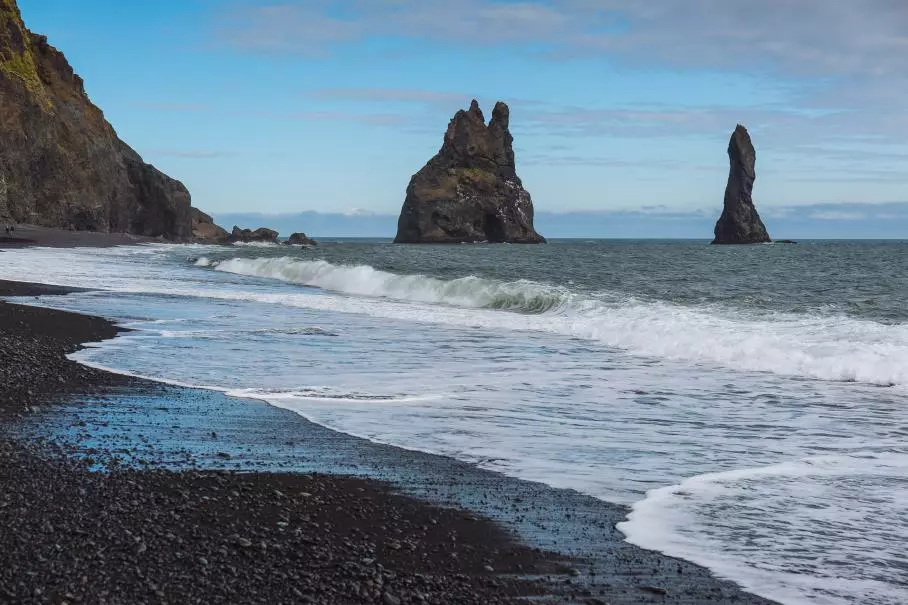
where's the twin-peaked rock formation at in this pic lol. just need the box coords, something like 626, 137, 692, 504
712, 124, 771, 245
0, 0, 219, 240
394, 100, 545, 244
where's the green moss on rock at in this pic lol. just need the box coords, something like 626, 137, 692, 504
0, 0, 51, 108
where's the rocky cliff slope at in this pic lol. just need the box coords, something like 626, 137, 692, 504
394, 100, 545, 244
0, 0, 216, 240
190, 208, 228, 243
712, 125, 771, 245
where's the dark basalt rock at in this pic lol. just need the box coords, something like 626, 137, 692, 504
394, 100, 545, 244
284, 232, 316, 246
0, 0, 212, 241
227, 226, 278, 244
711, 125, 771, 245
190, 208, 228, 244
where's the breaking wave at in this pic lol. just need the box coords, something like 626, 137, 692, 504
205, 256, 571, 314
192, 256, 908, 389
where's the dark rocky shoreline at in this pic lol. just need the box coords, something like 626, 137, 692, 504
0, 283, 561, 604
0, 280, 781, 605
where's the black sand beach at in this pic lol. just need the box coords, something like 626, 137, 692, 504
0, 277, 779, 604
0, 225, 160, 249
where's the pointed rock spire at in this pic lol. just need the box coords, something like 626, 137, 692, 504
711, 124, 771, 244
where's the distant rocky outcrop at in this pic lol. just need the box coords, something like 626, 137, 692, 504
190, 208, 228, 244
284, 232, 316, 246
0, 0, 215, 241
712, 125, 771, 245
394, 100, 545, 244
227, 226, 278, 244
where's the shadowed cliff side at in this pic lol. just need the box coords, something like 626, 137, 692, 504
394, 100, 545, 244
0, 0, 217, 241
712, 125, 771, 245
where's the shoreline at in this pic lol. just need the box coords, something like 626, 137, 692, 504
0, 225, 162, 249
0, 281, 780, 604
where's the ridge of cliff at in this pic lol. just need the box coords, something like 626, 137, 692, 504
0, 0, 215, 240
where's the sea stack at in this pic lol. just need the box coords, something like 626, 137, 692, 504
0, 0, 221, 241
394, 100, 545, 244
227, 226, 279, 244
711, 125, 771, 245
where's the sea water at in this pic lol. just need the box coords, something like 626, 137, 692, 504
2, 240, 906, 605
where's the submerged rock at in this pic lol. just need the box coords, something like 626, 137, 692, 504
394, 100, 545, 244
284, 232, 316, 246
227, 226, 278, 244
190, 208, 228, 244
711, 125, 771, 245
0, 0, 214, 240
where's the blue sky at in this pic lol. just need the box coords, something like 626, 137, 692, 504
17, 1, 908, 236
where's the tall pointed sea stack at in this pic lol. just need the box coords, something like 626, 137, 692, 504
394, 100, 545, 244
0, 0, 219, 240
711, 125, 771, 245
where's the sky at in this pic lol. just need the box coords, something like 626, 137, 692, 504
16, 0, 908, 237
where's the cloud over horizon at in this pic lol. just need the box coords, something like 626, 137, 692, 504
215, 201, 908, 240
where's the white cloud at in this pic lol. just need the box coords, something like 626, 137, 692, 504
809, 211, 867, 221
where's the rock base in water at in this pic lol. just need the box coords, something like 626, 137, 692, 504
284, 232, 317, 246
227, 226, 278, 244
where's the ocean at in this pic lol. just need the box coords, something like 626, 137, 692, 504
2, 239, 906, 605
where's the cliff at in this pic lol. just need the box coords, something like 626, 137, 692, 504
712, 125, 771, 245
0, 0, 210, 240
394, 100, 545, 244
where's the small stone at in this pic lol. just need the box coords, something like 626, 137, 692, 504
383, 592, 401, 605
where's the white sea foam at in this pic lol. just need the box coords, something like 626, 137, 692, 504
202, 256, 908, 388
231, 241, 282, 248
229, 386, 441, 404
5, 244, 906, 605
619, 453, 908, 605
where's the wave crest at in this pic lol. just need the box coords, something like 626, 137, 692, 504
194, 256, 908, 388
205, 256, 570, 314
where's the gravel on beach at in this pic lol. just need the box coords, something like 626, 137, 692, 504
0, 283, 566, 605
1, 277, 780, 605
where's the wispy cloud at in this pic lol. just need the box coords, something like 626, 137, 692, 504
288, 111, 407, 125
810, 211, 867, 221
215, 1, 908, 140
215, 1, 908, 78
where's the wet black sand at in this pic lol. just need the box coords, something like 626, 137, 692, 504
1, 282, 779, 604
0, 225, 158, 249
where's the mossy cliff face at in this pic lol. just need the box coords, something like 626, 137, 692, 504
0, 0, 193, 239
394, 100, 545, 244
